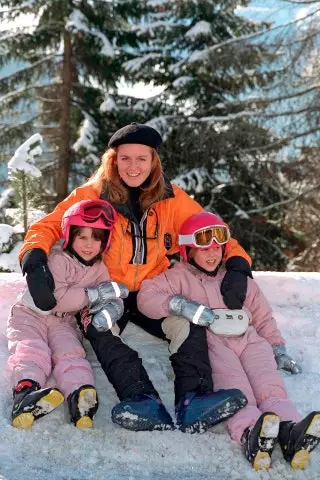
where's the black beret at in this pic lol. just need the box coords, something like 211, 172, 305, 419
108, 122, 162, 151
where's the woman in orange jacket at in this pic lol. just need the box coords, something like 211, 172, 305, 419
19, 123, 252, 432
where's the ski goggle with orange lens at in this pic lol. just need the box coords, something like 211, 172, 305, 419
179, 225, 230, 248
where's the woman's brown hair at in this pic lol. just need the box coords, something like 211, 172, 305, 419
89, 147, 166, 212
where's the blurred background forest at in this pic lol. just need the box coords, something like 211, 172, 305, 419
1, 0, 320, 271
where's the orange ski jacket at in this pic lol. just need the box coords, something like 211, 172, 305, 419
19, 180, 251, 292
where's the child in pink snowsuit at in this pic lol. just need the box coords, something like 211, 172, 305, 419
7, 199, 128, 429
137, 211, 320, 471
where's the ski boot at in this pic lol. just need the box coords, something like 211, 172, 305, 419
278, 411, 320, 469
176, 388, 248, 433
241, 412, 280, 470
111, 393, 174, 431
12, 379, 64, 429
68, 385, 99, 428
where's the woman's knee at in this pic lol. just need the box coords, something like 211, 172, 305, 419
162, 316, 190, 354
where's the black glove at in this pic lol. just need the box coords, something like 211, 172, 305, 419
220, 256, 252, 309
21, 248, 57, 311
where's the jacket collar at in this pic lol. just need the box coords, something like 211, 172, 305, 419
100, 176, 174, 221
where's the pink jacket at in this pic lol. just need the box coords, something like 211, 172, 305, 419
7, 244, 111, 395
137, 262, 284, 346
20, 244, 110, 318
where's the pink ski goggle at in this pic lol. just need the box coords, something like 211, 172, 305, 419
79, 201, 117, 225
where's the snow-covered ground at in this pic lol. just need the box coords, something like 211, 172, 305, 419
1, 272, 320, 480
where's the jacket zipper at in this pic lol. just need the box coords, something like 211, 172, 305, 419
133, 210, 149, 291
118, 223, 125, 266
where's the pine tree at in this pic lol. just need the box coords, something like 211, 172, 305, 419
0, 0, 146, 201
123, 0, 299, 269
0, 134, 44, 271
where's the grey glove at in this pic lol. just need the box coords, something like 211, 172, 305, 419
91, 299, 124, 332
86, 281, 129, 314
168, 295, 214, 327
272, 344, 302, 375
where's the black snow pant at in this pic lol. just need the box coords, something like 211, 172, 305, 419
84, 292, 213, 404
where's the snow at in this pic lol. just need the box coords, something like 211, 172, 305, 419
99, 95, 117, 113
185, 21, 212, 41
1, 271, 320, 479
0, 243, 23, 273
66, 9, 114, 58
172, 168, 208, 194
7, 133, 42, 178
172, 76, 193, 88
0, 188, 14, 210
123, 54, 162, 74
0, 225, 16, 248
72, 115, 100, 165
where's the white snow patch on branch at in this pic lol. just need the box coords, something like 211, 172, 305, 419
8, 133, 42, 178
100, 95, 117, 113
72, 115, 100, 165
172, 168, 208, 194
172, 76, 193, 88
185, 21, 212, 40
66, 9, 114, 57
123, 54, 162, 73
0, 188, 14, 210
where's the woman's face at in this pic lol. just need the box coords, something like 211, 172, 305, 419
190, 246, 223, 272
116, 144, 153, 187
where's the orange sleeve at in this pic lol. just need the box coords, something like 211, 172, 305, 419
19, 183, 99, 262
224, 238, 252, 266
171, 185, 252, 266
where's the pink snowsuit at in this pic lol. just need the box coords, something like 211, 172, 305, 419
137, 262, 301, 444
7, 244, 110, 398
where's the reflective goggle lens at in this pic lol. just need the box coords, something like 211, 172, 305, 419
194, 226, 229, 246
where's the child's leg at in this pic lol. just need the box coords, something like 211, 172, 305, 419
240, 329, 320, 468
7, 305, 63, 428
48, 320, 94, 397
208, 332, 279, 470
207, 332, 262, 444
240, 328, 301, 424
48, 320, 98, 427
7, 305, 52, 387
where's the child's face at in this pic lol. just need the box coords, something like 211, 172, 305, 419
72, 227, 102, 261
190, 246, 223, 272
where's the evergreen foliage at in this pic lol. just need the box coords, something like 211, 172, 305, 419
123, 0, 298, 269
0, 0, 147, 199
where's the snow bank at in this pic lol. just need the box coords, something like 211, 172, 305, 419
0, 272, 320, 479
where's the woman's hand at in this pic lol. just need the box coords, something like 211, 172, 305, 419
21, 248, 57, 311
221, 257, 252, 309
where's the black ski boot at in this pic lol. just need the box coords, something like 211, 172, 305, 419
241, 412, 280, 471
278, 412, 320, 469
12, 379, 64, 429
111, 393, 174, 432
68, 385, 99, 428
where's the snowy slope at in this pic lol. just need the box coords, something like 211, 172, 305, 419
0, 272, 320, 480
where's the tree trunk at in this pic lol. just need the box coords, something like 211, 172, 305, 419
21, 172, 28, 234
56, 31, 72, 202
